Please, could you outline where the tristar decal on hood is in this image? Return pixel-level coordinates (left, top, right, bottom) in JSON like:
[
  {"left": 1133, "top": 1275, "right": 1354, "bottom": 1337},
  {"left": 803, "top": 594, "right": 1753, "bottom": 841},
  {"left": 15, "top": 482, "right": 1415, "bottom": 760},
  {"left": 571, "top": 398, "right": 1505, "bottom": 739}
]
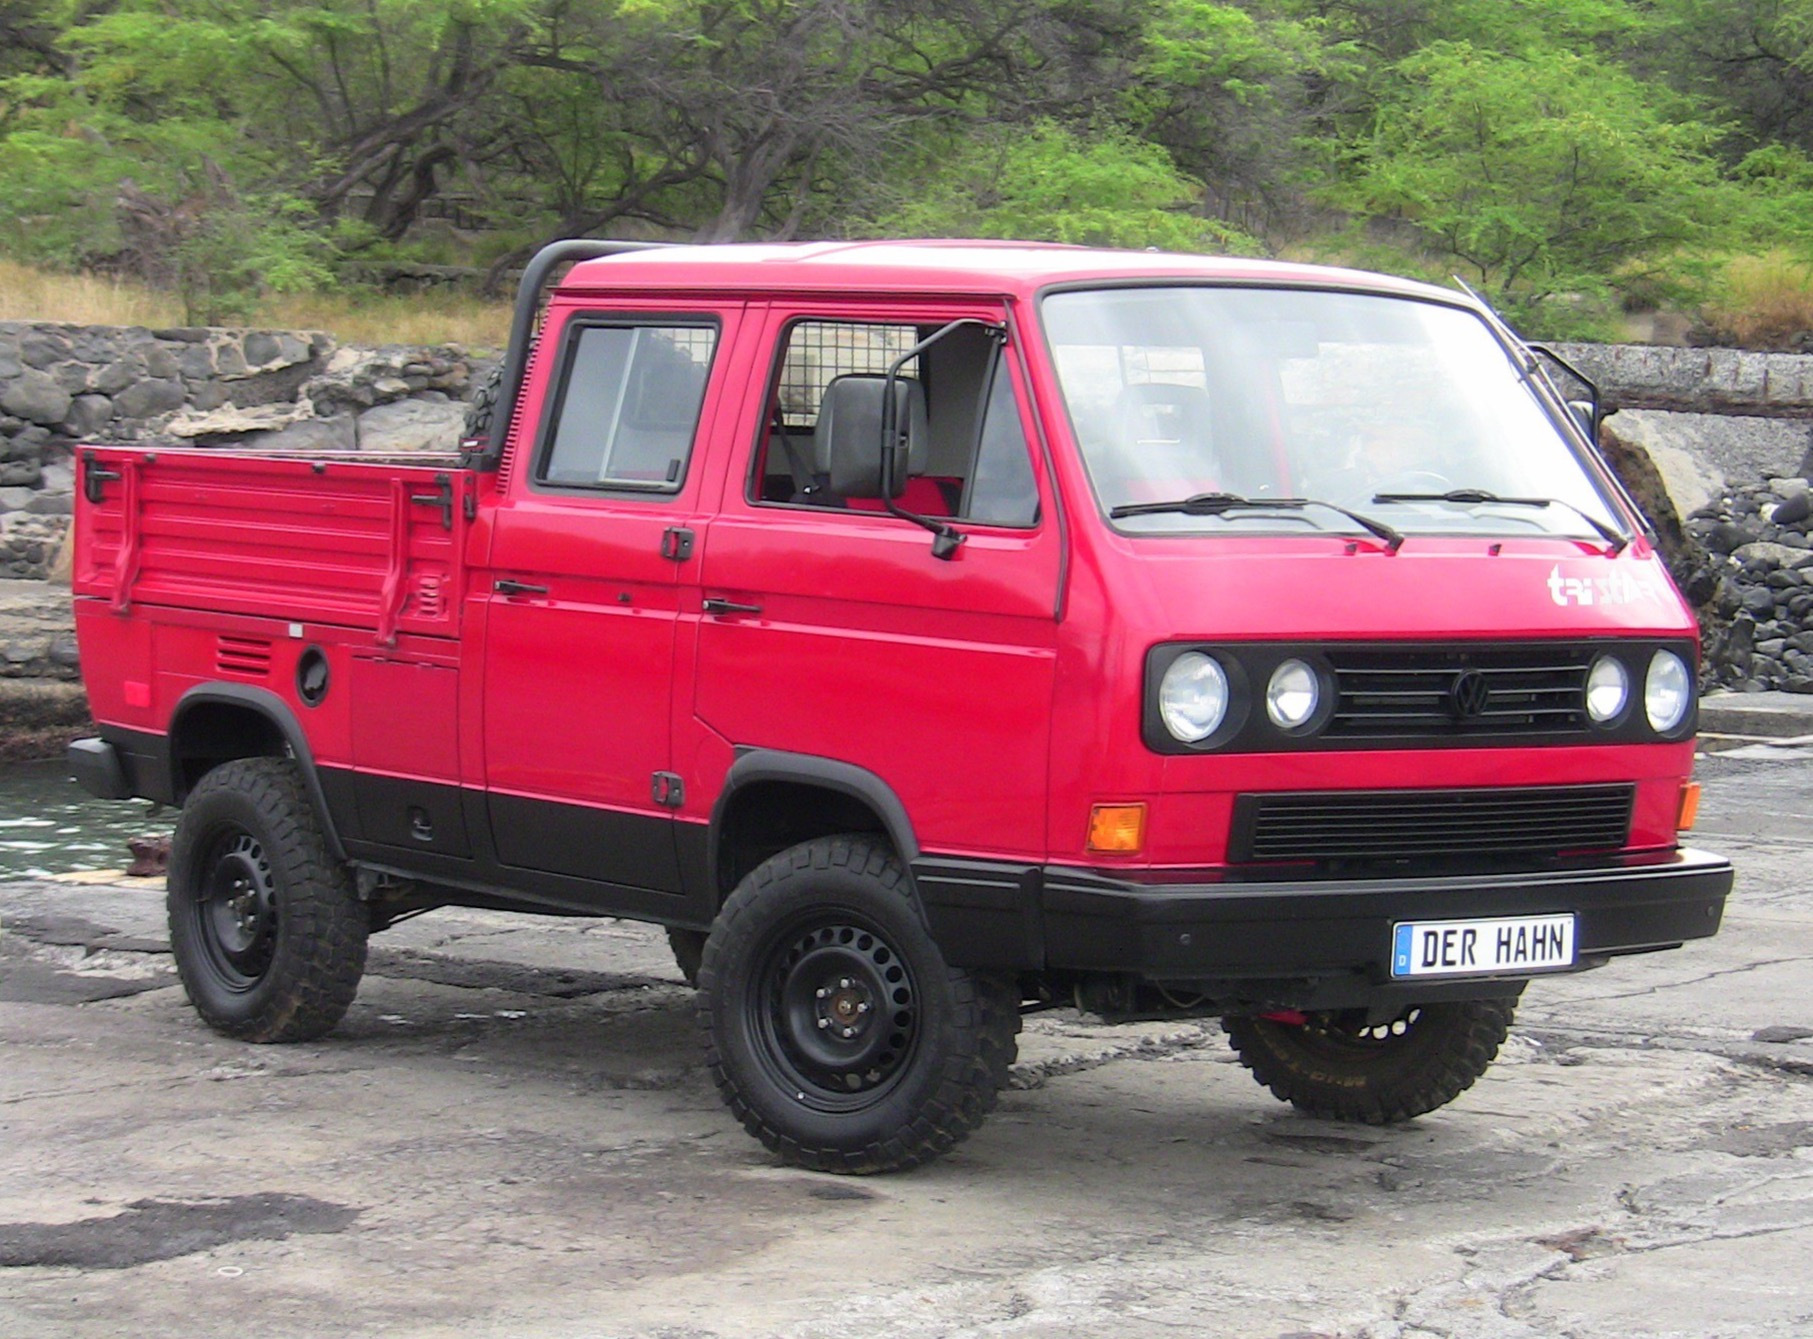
[{"left": 1547, "top": 564, "right": 1671, "bottom": 608}]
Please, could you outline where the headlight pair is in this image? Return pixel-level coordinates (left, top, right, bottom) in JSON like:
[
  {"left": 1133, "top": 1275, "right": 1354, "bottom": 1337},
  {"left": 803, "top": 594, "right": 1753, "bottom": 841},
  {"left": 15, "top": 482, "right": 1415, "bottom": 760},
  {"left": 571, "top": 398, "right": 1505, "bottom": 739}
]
[
  {"left": 1147, "top": 641, "right": 1697, "bottom": 752},
  {"left": 1583, "top": 649, "right": 1690, "bottom": 733},
  {"left": 1159, "top": 652, "right": 1324, "bottom": 743}
]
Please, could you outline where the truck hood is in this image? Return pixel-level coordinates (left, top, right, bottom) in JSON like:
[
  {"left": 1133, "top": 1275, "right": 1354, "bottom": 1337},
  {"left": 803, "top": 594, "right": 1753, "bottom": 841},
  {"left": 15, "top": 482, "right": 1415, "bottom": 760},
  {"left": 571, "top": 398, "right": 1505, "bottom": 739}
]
[{"left": 1112, "top": 535, "right": 1697, "bottom": 642}]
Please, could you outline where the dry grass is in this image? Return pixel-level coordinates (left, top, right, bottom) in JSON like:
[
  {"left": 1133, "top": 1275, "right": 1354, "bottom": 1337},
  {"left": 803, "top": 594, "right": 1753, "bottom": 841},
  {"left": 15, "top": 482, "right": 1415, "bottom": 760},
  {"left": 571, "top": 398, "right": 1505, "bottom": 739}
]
[
  {"left": 1701, "top": 251, "right": 1813, "bottom": 349},
  {"left": 0, "top": 259, "right": 185, "bottom": 327},
  {"left": 0, "top": 259, "right": 509, "bottom": 350},
  {"left": 262, "top": 290, "right": 509, "bottom": 350}
]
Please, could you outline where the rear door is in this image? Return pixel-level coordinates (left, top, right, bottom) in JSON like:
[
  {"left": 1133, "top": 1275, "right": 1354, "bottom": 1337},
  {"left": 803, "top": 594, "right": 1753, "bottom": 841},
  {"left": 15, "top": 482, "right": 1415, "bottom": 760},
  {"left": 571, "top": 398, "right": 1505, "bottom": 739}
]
[
  {"left": 481, "top": 301, "right": 744, "bottom": 893},
  {"left": 691, "top": 301, "right": 1061, "bottom": 861}
]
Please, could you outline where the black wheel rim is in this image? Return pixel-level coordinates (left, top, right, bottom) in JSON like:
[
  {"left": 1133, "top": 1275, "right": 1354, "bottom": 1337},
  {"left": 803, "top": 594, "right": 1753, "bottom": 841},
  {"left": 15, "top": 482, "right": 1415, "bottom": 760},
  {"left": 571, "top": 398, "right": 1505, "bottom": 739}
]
[
  {"left": 751, "top": 916, "right": 919, "bottom": 1113},
  {"left": 191, "top": 827, "right": 279, "bottom": 991}
]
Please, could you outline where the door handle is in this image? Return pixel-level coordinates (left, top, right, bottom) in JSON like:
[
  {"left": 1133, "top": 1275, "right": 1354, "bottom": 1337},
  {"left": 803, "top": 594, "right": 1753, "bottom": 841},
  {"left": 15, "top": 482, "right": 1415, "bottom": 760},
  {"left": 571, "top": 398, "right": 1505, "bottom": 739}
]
[
  {"left": 702, "top": 598, "right": 762, "bottom": 617},
  {"left": 495, "top": 579, "right": 549, "bottom": 597}
]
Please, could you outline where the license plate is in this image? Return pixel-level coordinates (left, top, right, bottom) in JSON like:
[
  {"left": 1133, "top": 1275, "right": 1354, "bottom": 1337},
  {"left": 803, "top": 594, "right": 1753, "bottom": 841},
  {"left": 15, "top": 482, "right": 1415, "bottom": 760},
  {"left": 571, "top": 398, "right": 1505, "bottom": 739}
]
[{"left": 1391, "top": 914, "right": 1576, "bottom": 978}]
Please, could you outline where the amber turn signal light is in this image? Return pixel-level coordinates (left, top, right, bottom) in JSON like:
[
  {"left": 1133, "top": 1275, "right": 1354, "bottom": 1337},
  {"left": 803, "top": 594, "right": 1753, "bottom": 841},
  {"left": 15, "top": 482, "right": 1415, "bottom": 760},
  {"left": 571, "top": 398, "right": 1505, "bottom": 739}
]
[
  {"left": 1677, "top": 781, "right": 1701, "bottom": 832},
  {"left": 1087, "top": 803, "right": 1147, "bottom": 854}
]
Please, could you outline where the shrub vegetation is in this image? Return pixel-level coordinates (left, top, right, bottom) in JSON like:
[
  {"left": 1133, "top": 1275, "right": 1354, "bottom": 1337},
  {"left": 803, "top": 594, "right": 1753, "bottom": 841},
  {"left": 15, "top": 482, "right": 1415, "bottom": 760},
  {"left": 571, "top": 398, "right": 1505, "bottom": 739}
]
[{"left": 3, "top": 0, "right": 1813, "bottom": 342}]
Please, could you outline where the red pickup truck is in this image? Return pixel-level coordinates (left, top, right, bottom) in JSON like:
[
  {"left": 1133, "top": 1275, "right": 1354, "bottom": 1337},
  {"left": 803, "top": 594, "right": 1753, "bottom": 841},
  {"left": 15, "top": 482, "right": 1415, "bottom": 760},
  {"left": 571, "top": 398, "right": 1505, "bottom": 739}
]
[{"left": 68, "top": 240, "right": 1732, "bottom": 1173}]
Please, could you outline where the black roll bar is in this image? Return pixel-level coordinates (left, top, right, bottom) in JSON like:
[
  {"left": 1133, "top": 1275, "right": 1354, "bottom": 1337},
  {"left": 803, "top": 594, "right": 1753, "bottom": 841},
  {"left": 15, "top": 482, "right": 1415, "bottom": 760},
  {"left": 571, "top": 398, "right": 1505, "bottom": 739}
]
[{"left": 467, "top": 239, "right": 673, "bottom": 472}]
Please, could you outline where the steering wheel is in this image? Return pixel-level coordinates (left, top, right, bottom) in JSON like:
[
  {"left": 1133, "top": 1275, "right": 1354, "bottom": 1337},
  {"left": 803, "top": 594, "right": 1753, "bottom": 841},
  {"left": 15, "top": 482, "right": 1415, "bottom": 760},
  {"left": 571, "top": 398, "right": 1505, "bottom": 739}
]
[{"left": 1372, "top": 470, "right": 1453, "bottom": 496}]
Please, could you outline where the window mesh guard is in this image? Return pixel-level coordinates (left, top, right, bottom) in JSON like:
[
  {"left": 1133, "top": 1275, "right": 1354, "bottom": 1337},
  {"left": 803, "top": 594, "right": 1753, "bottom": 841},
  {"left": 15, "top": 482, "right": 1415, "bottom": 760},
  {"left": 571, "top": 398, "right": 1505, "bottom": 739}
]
[{"left": 777, "top": 323, "right": 919, "bottom": 426}]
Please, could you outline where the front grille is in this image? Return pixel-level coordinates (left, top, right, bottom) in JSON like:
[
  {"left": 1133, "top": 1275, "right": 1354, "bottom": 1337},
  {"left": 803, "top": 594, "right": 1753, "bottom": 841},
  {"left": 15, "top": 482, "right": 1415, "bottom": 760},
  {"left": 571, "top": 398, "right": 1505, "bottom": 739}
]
[
  {"left": 1326, "top": 645, "right": 1589, "bottom": 739},
  {"left": 1230, "top": 784, "right": 1635, "bottom": 864}
]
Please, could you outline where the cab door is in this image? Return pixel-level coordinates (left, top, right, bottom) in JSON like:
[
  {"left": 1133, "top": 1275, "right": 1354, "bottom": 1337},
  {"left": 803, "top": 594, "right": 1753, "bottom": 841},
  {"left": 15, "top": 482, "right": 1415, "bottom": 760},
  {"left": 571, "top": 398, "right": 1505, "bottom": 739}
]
[
  {"left": 691, "top": 301, "right": 1061, "bottom": 860},
  {"left": 481, "top": 303, "right": 743, "bottom": 895}
]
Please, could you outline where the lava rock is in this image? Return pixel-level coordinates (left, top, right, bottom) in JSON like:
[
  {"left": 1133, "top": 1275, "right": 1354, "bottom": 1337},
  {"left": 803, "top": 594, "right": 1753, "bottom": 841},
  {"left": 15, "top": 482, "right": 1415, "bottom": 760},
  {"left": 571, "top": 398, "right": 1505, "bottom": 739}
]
[
  {"left": 0, "top": 369, "right": 72, "bottom": 427},
  {"left": 1705, "top": 522, "right": 1759, "bottom": 552},
  {"left": 112, "top": 378, "right": 186, "bottom": 419},
  {"left": 1774, "top": 492, "right": 1813, "bottom": 526},
  {"left": 1742, "top": 585, "right": 1779, "bottom": 615}
]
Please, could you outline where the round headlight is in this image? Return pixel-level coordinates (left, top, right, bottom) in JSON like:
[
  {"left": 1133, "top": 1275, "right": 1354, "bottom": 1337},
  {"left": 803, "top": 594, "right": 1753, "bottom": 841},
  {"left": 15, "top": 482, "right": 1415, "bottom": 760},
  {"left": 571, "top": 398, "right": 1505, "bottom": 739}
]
[
  {"left": 1645, "top": 650, "right": 1691, "bottom": 734},
  {"left": 1159, "top": 652, "right": 1230, "bottom": 743},
  {"left": 1585, "top": 655, "right": 1630, "bottom": 724},
  {"left": 1266, "top": 659, "right": 1320, "bottom": 730}
]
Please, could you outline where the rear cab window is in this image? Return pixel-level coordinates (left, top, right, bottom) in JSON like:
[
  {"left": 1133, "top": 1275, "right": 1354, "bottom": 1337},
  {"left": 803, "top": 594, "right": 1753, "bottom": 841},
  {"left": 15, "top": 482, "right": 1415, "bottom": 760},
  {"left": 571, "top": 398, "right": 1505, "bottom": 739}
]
[{"left": 537, "top": 320, "right": 719, "bottom": 495}]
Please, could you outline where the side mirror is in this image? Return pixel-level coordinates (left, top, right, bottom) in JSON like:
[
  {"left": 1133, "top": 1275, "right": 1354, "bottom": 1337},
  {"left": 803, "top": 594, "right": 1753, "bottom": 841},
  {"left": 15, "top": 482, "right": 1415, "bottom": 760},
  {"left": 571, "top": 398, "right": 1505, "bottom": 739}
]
[
  {"left": 818, "top": 375, "right": 927, "bottom": 499},
  {"left": 1567, "top": 399, "right": 1599, "bottom": 440}
]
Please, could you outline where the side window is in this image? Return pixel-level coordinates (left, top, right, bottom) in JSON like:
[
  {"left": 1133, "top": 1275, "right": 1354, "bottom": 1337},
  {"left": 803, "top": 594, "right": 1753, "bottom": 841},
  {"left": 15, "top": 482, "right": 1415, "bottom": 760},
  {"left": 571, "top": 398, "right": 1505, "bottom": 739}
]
[
  {"left": 750, "top": 318, "right": 1038, "bottom": 526},
  {"left": 965, "top": 354, "right": 1040, "bottom": 528},
  {"left": 540, "top": 323, "right": 717, "bottom": 492}
]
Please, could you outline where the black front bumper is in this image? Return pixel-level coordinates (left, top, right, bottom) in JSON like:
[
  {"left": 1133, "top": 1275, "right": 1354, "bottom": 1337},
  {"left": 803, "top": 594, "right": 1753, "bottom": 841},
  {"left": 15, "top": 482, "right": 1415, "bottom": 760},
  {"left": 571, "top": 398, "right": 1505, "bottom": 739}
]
[{"left": 915, "top": 848, "right": 1732, "bottom": 1005}]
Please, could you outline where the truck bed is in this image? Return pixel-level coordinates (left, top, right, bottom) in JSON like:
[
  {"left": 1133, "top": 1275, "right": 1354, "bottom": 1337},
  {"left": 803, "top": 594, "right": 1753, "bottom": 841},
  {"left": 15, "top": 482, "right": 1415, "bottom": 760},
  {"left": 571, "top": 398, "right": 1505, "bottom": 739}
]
[{"left": 73, "top": 446, "right": 473, "bottom": 643}]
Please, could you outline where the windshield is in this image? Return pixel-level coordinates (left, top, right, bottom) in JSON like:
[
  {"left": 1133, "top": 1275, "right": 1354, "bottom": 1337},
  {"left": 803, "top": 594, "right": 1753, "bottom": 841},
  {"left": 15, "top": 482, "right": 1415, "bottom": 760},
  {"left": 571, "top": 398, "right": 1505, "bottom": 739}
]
[{"left": 1040, "top": 286, "right": 1622, "bottom": 540}]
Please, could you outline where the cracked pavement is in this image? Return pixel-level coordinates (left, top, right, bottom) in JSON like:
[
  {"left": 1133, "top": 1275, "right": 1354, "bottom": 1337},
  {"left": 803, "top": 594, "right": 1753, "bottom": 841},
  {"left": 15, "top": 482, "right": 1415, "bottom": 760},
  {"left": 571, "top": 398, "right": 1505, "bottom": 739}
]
[{"left": 1, "top": 752, "right": 1811, "bottom": 1337}]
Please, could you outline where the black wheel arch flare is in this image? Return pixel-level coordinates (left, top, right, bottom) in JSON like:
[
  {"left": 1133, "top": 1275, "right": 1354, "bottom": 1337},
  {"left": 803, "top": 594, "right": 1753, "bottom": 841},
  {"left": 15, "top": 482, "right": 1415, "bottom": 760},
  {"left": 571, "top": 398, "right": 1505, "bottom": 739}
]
[
  {"left": 709, "top": 749, "right": 921, "bottom": 907},
  {"left": 167, "top": 683, "right": 349, "bottom": 864}
]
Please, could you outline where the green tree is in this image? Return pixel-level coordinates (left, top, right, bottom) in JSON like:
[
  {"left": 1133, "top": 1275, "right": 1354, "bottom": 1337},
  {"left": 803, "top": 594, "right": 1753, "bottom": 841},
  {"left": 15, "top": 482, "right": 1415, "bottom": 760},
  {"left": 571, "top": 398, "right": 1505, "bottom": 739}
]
[
  {"left": 1128, "top": 0, "right": 1329, "bottom": 238},
  {"left": 1333, "top": 41, "right": 1730, "bottom": 330},
  {"left": 1643, "top": 0, "right": 1813, "bottom": 156},
  {"left": 863, "top": 120, "right": 1256, "bottom": 252}
]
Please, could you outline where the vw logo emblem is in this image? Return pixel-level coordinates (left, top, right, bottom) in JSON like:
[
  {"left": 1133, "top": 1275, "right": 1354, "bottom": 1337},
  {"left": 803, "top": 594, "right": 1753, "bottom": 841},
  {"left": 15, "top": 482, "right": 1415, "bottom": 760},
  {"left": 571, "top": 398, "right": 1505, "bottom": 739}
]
[{"left": 1449, "top": 669, "right": 1490, "bottom": 718}]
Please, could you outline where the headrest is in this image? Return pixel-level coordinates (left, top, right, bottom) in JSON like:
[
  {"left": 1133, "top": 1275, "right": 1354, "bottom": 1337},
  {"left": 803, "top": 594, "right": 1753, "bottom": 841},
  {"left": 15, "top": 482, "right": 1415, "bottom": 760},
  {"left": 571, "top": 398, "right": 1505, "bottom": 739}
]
[{"left": 814, "top": 375, "right": 929, "bottom": 476}]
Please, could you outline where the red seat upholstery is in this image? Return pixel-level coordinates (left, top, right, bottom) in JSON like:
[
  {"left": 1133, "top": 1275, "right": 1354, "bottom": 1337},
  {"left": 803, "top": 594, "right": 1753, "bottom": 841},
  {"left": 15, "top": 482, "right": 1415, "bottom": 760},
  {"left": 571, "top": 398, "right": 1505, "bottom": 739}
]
[{"left": 847, "top": 477, "right": 958, "bottom": 516}]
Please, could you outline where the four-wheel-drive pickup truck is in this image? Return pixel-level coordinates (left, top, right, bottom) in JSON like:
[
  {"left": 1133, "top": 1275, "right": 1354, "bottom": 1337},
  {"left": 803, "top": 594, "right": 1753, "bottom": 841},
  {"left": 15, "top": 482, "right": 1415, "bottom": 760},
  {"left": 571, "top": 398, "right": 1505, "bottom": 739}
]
[{"left": 67, "top": 239, "right": 1733, "bottom": 1172}]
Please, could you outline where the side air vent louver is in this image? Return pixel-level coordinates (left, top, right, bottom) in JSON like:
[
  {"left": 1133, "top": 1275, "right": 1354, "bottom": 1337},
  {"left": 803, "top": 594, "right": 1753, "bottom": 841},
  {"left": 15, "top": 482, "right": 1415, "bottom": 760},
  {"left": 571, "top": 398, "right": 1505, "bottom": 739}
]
[
  {"left": 216, "top": 636, "right": 273, "bottom": 677},
  {"left": 495, "top": 330, "right": 541, "bottom": 480}
]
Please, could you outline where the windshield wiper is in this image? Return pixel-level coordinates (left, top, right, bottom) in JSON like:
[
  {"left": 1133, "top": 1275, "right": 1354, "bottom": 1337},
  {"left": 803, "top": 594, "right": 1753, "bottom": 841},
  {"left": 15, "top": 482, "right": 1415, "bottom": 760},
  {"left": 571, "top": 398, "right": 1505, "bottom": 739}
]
[
  {"left": 1372, "top": 488, "right": 1629, "bottom": 553},
  {"left": 1110, "top": 492, "right": 1404, "bottom": 551}
]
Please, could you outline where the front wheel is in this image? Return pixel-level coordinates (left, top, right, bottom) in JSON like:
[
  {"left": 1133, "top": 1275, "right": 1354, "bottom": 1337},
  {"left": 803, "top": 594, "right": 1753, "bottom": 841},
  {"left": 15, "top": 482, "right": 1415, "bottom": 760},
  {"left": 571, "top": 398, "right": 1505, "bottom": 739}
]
[
  {"left": 167, "top": 757, "right": 367, "bottom": 1042},
  {"left": 1223, "top": 998, "right": 1515, "bottom": 1124},
  {"left": 698, "top": 835, "right": 1018, "bottom": 1173}
]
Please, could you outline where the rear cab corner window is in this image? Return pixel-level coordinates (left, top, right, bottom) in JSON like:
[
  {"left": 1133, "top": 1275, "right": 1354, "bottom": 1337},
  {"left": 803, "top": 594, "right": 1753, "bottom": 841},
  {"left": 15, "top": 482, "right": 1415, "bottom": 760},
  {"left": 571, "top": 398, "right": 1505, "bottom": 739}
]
[
  {"left": 748, "top": 316, "right": 1041, "bottom": 529},
  {"left": 536, "top": 318, "right": 719, "bottom": 495}
]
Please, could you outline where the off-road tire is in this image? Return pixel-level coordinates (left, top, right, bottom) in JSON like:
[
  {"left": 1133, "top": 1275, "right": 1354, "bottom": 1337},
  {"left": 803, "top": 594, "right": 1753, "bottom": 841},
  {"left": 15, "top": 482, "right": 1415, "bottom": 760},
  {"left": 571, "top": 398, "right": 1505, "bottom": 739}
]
[
  {"left": 1223, "top": 998, "right": 1516, "bottom": 1124},
  {"left": 464, "top": 361, "right": 504, "bottom": 441},
  {"left": 698, "top": 834, "right": 1019, "bottom": 1174},
  {"left": 667, "top": 927, "right": 705, "bottom": 988},
  {"left": 167, "top": 757, "right": 367, "bottom": 1043}
]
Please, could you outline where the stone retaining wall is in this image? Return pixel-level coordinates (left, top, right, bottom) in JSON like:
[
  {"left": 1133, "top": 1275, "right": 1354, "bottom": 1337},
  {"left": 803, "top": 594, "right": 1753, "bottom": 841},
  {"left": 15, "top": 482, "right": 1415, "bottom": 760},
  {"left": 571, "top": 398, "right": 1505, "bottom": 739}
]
[
  {"left": 1, "top": 325, "right": 1809, "bottom": 698},
  {"left": 0, "top": 320, "right": 488, "bottom": 580},
  {"left": 1555, "top": 342, "right": 1813, "bottom": 520}
]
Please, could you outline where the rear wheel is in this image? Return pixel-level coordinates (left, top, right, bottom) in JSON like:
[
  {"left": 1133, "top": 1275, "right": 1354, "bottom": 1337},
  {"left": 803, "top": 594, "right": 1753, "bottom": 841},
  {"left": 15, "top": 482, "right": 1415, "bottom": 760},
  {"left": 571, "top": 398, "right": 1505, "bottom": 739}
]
[
  {"left": 1223, "top": 998, "right": 1515, "bottom": 1124},
  {"left": 698, "top": 835, "right": 1018, "bottom": 1173},
  {"left": 167, "top": 758, "right": 367, "bottom": 1042}
]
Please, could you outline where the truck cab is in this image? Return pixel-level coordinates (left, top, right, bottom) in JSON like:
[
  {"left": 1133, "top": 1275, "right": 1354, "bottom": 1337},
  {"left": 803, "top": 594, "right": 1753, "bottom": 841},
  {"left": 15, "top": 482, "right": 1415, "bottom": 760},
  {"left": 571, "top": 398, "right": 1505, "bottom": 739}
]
[{"left": 69, "top": 240, "right": 1732, "bottom": 1173}]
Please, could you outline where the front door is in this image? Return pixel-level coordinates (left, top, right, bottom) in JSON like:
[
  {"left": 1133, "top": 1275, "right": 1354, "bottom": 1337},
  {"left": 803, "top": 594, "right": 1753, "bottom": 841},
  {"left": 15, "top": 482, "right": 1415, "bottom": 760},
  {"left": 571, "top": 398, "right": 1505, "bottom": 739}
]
[
  {"left": 692, "top": 302, "right": 1061, "bottom": 861},
  {"left": 481, "top": 303, "right": 744, "bottom": 896}
]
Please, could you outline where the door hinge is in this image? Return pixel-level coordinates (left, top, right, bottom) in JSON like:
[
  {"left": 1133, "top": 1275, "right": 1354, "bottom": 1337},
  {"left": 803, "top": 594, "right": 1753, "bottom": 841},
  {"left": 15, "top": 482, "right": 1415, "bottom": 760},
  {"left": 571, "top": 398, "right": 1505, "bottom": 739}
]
[
  {"left": 661, "top": 526, "right": 695, "bottom": 561},
  {"left": 652, "top": 771, "right": 685, "bottom": 808}
]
